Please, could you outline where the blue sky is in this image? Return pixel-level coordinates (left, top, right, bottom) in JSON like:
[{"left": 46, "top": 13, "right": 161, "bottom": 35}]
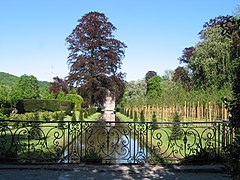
[{"left": 0, "top": 0, "right": 238, "bottom": 82}]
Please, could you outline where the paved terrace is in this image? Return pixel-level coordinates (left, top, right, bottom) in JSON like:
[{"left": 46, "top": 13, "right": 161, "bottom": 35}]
[{"left": 0, "top": 163, "right": 231, "bottom": 180}]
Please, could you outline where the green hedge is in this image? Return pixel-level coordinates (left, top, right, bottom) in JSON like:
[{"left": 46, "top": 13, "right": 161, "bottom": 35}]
[
  {"left": 0, "top": 108, "right": 14, "bottom": 117},
  {"left": 16, "top": 99, "right": 74, "bottom": 114}
]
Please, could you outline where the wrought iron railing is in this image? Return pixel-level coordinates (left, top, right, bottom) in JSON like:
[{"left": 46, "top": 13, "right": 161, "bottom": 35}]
[{"left": 0, "top": 120, "right": 233, "bottom": 164}]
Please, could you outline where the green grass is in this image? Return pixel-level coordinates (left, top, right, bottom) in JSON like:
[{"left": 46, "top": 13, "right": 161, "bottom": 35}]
[
  {"left": 116, "top": 112, "right": 223, "bottom": 160},
  {"left": 0, "top": 112, "right": 102, "bottom": 162},
  {"left": 64, "top": 111, "right": 101, "bottom": 121}
]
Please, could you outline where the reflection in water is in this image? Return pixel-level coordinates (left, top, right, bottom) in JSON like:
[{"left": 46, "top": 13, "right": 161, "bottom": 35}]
[{"left": 63, "top": 121, "right": 147, "bottom": 163}]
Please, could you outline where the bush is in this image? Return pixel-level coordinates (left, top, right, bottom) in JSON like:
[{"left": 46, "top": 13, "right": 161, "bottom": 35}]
[
  {"left": 52, "top": 112, "right": 59, "bottom": 120},
  {"left": 134, "top": 111, "right": 138, "bottom": 122},
  {"left": 79, "top": 109, "right": 84, "bottom": 121},
  {"left": 41, "top": 111, "right": 51, "bottom": 122},
  {"left": 170, "top": 112, "right": 183, "bottom": 140},
  {"left": 58, "top": 111, "right": 65, "bottom": 120},
  {"left": 71, "top": 110, "right": 76, "bottom": 121},
  {"left": 140, "top": 110, "right": 145, "bottom": 122},
  {"left": 0, "top": 112, "right": 7, "bottom": 120},
  {"left": 84, "top": 109, "right": 88, "bottom": 119},
  {"left": 16, "top": 99, "right": 74, "bottom": 115},
  {"left": 130, "top": 109, "right": 133, "bottom": 119},
  {"left": 152, "top": 112, "right": 158, "bottom": 129},
  {"left": 82, "top": 150, "right": 103, "bottom": 163},
  {"left": 0, "top": 108, "right": 14, "bottom": 117}
]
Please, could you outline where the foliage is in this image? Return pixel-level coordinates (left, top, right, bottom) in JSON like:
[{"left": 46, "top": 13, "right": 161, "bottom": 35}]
[
  {"left": 140, "top": 110, "right": 145, "bottom": 122},
  {"left": 13, "top": 75, "right": 40, "bottom": 100},
  {"left": 41, "top": 111, "right": 51, "bottom": 122},
  {"left": 84, "top": 109, "right": 88, "bottom": 118},
  {"left": 162, "top": 69, "right": 173, "bottom": 81},
  {"left": 172, "top": 66, "right": 191, "bottom": 90},
  {"left": 121, "top": 80, "right": 147, "bottom": 106},
  {"left": 82, "top": 150, "right": 103, "bottom": 163},
  {"left": 146, "top": 75, "right": 162, "bottom": 100},
  {"left": 222, "top": 15, "right": 240, "bottom": 179},
  {"left": 65, "top": 93, "right": 84, "bottom": 110},
  {"left": 0, "top": 112, "right": 7, "bottom": 120},
  {"left": 16, "top": 99, "right": 73, "bottom": 115},
  {"left": 170, "top": 112, "right": 183, "bottom": 140},
  {"left": 71, "top": 110, "right": 76, "bottom": 121},
  {"left": 49, "top": 76, "right": 68, "bottom": 98},
  {"left": 178, "top": 47, "right": 195, "bottom": 64},
  {"left": 0, "top": 72, "right": 19, "bottom": 87},
  {"left": 79, "top": 109, "right": 84, "bottom": 121},
  {"left": 66, "top": 11, "right": 127, "bottom": 106},
  {"left": 152, "top": 112, "right": 158, "bottom": 129},
  {"left": 133, "top": 111, "right": 138, "bottom": 122},
  {"left": 0, "top": 85, "right": 11, "bottom": 105},
  {"left": 145, "top": 71, "right": 157, "bottom": 81},
  {"left": 129, "top": 109, "right": 133, "bottom": 119},
  {"left": 39, "top": 85, "right": 55, "bottom": 100}
]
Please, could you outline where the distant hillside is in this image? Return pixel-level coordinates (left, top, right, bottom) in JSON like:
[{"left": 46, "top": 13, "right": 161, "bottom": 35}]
[{"left": 0, "top": 72, "right": 50, "bottom": 88}]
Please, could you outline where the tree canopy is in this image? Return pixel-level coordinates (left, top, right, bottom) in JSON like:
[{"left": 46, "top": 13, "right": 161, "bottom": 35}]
[
  {"left": 66, "top": 11, "right": 127, "bottom": 106},
  {"left": 14, "top": 75, "right": 40, "bottom": 100}
]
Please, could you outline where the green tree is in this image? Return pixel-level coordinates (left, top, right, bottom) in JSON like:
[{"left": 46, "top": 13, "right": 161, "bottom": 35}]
[
  {"left": 79, "top": 109, "right": 84, "bottom": 121},
  {"left": 140, "top": 110, "right": 145, "bottom": 122},
  {"left": 14, "top": 75, "right": 40, "bottom": 100},
  {"left": 179, "top": 22, "right": 233, "bottom": 95},
  {"left": 122, "top": 80, "right": 147, "bottom": 106},
  {"left": 39, "top": 85, "right": 55, "bottom": 99},
  {"left": 65, "top": 93, "right": 84, "bottom": 110},
  {"left": 146, "top": 76, "right": 162, "bottom": 100},
  {"left": 0, "top": 85, "right": 11, "bottom": 105},
  {"left": 133, "top": 111, "right": 138, "bottom": 122},
  {"left": 152, "top": 112, "right": 158, "bottom": 129},
  {"left": 71, "top": 110, "right": 76, "bottom": 121},
  {"left": 57, "top": 90, "right": 66, "bottom": 100},
  {"left": 170, "top": 112, "right": 183, "bottom": 140}
]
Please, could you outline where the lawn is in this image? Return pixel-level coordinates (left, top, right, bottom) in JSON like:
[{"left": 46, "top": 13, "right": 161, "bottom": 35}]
[
  {"left": 116, "top": 112, "right": 223, "bottom": 161},
  {"left": 0, "top": 112, "right": 102, "bottom": 163}
]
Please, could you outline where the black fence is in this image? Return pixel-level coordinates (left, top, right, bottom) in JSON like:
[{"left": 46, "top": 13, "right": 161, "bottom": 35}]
[{"left": 0, "top": 120, "right": 233, "bottom": 164}]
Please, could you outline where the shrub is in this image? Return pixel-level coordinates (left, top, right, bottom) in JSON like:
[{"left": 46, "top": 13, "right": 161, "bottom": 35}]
[
  {"left": 16, "top": 99, "right": 74, "bottom": 115},
  {"left": 58, "top": 111, "right": 65, "bottom": 120},
  {"left": 152, "top": 112, "right": 158, "bottom": 129},
  {"left": 52, "top": 112, "right": 59, "bottom": 120},
  {"left": 170, "top": 112, "right": 183, "bottom": 140},
  {"left": 41, "top": 111, "right": 51, "bottom": 122},
  {"left": 71, "top": 110, "right": 76, "bottom": 121},
  {"left": 79, "top": 109, "right": 84, "bottom": 121},
  {"left": 0, "top": 112, "right": 7, "bottom": 120},
  {"left": 0, "top": 108, "right": 14, "bottom": 117},
  {"left": 84, "top": 109, "right": 88, "bottom": 119},
  {"left": 134, "top": 111, "right": 138, "bottom": 122},
  {"left": 140, "top": 110, "right": 145, "bottom": 122},
  {"left": 58, "top": 111, "right": 65, "bottom": 129},
  {"left": 130, "top": 109, "right": 133, "bottom": 119},
  {"left": 82, "top": 150, "right": 103, "bottom": 163}
]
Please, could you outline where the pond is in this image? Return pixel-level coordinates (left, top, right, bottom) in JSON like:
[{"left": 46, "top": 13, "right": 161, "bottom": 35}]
[{"left": 62, "top": 119, "right": 148, "bottom": 164}]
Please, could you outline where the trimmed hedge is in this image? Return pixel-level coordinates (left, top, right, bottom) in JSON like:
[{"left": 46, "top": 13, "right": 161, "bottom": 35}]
[
  {"left": 0, "top": 108, "right": 14, "bottom": 117},
  {"left": 16, "top": 99, "right": 74, "bottom": 114}
]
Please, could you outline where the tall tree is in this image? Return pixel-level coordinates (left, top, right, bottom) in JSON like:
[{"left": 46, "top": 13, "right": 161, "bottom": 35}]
[
  {"left": 179, "top": 17, "right": 233, "bottom": 92},
  {"left": 49, "top": 76, "right": 68, "bottom": 98},
  {"left": 66, "top": 11, "right": 127, "bottom": 106},
  {"left": 145, "top": 71, "right": 157, "bottom": 81},
  {"left": 146, "top": 76, "right": 162, "bottom": 100},
  {"left": 172, "top": 66, "right": 191, "bottom": 90},
  {"left": 122, "top": 80, "right": 147, "bottom": 106},
  {"left": 14, "top": 75, "right": 40, "bottom": 100}
]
